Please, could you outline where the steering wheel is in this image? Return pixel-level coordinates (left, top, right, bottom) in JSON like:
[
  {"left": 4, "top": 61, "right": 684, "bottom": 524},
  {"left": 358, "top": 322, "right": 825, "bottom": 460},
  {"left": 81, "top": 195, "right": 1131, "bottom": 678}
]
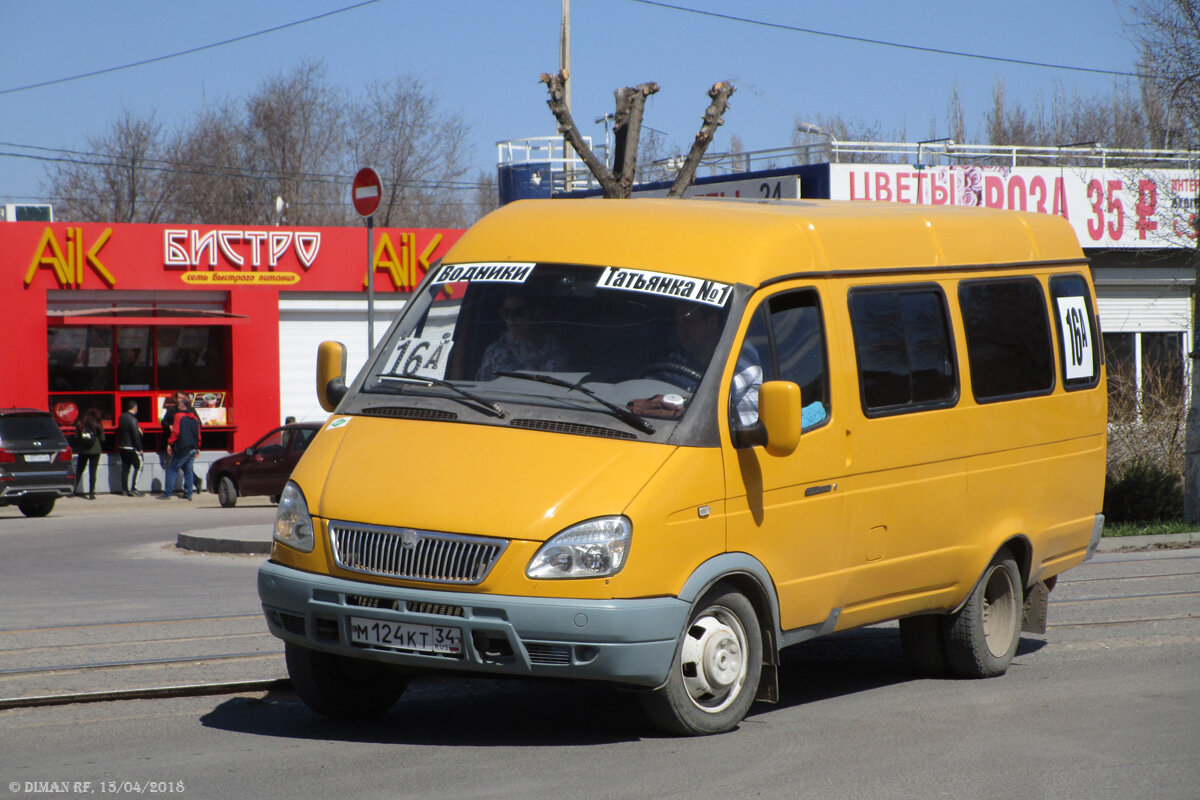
[{"left": 640, "top": 361, "right": 703, "bottom": 386}]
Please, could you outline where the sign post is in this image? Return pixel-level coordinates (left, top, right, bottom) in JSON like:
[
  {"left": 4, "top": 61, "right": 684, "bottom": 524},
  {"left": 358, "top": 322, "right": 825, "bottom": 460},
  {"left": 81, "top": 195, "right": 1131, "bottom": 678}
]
[{"left": 352, "top": 167, "right": 383, "bottom": 351}]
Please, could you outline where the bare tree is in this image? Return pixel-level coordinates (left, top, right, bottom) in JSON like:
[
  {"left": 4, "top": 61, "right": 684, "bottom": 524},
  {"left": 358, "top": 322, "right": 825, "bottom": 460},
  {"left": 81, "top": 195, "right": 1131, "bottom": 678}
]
[
  {"left": 242, "top": 61, "right": 346, "bottom": 226},
  {"left": 946, "top": 84, "right": 967, "bottom": 145},
  {"left": 541, "top": 71, "right": 734, "bottom": 198},
  {"left": 44, "top": 61, "right": 487, "bottom": 227},
  {"left": 167, "top": 101, "right": 260, "bottom": 224},
  {"left": 46, "top": 109, "right": 173, "bottom": 222},
  {"left": 346, "top": 74, "right": 475, "bottom": 228},
  {"left": 1130, "top": 0, "right": 1200, "bottom": 521},
  {"left": 1131, "top": 0, "right": 1200, "bottom": 149}
]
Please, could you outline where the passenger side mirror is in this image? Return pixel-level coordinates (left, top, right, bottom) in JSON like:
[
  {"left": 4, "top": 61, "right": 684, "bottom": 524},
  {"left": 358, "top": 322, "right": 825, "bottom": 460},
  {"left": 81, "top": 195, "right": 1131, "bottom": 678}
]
[
  {"left": 733, "top": 381, "right": 803, "bottom": 456},
  {"left": 317, "top": 340, "right": 349, "bottom": 412}
]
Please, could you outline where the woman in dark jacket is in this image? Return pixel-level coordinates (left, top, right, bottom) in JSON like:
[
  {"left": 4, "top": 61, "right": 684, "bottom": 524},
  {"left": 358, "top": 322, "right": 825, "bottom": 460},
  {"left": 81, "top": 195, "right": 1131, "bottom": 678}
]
[{"left": 73, "top": 407, "right": 105, "bottom": 499}]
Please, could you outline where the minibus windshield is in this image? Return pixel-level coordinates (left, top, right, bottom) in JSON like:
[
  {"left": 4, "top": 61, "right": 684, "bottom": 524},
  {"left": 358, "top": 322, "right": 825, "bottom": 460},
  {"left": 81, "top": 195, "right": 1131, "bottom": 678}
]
[{"left": 363, "top": 262, "right": 734, "bottom": 424}]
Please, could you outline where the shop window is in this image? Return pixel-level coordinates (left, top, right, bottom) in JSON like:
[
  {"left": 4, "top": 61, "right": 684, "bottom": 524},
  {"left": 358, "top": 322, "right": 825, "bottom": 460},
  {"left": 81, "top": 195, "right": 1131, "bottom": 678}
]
[
  {"left": 156, "top": 327, "right": 229, "bottom": 390},
  {"left": 48, "top": 324, "right": 232, "bottom": 444},
  {"left": 1104, "top": 332, "right": 1136, "bottom": 420},
  {"left": 1143, "top": 332, "right": 1184, "bottom": 406},
  {"left": 117, "top": 327, "right": 154, "bottom": 389},
  {"left": 48, "top": 327, "right": 114, "bottom": 392},
  {"left": 1103, "top": 331, "right": 1186, "bottom": 422}
]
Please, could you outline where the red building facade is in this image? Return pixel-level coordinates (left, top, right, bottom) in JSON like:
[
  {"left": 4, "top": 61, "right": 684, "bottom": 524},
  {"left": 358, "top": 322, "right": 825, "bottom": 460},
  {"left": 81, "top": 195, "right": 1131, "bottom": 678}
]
[{"left": 3, "top": 221, "right": 463, "bottom": 452}]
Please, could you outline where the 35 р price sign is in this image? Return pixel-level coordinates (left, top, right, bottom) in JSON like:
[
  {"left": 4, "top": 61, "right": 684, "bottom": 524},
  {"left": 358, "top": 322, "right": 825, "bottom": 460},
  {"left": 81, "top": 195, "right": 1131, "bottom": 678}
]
[{"left": 352, "top": 167, "right": 382, "bottom": 218}]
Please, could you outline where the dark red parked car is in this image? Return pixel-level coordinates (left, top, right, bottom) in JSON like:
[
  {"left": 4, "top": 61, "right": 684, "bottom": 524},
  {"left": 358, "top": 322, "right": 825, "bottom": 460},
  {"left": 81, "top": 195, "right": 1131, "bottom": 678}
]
[{"left": 206, "top": 422, "right": 320, "bottom": 507}]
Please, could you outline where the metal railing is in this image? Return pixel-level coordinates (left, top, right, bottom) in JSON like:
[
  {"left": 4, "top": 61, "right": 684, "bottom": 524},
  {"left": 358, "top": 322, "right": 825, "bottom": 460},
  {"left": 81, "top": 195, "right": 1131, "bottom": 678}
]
[{"left": 497, "top": 137, "right": 1199, "bottom": 195}]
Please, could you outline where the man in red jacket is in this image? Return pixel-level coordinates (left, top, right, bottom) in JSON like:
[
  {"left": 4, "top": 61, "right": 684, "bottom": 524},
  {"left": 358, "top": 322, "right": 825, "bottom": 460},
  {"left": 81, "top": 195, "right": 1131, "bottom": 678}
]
[{"left": 158, "top": 391, "right": 202, "bottom": 501}]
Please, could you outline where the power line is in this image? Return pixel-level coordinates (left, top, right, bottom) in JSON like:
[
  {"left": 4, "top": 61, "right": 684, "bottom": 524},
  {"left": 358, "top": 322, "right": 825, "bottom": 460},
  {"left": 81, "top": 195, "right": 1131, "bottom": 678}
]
[
  {"left": 0, "top": 144, "right": 488, "bottom": 193},
  {"left": 0, "top": 0, "right": 386, "bottom": 97},
  {"left": 626, "top": 0, "right": 1143, "bottom": 79}
]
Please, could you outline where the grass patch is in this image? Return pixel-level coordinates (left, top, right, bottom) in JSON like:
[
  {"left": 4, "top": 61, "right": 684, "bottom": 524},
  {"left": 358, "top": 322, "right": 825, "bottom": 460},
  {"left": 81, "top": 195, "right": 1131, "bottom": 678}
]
[{"left": 1103, "top": 519, "right": 1195, "bottom": 538}]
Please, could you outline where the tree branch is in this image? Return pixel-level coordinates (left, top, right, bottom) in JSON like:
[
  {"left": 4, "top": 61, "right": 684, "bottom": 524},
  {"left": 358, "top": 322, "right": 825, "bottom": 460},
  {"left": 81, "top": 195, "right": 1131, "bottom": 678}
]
[
  {"left": 612, "top": 82, "right": 659, "bottom": 196},
  {"left": 540, "top": 71, "right": 618, "bottom": 197},
  {"left": 667, "top": 82, "right": 736, "bottom": 198}
]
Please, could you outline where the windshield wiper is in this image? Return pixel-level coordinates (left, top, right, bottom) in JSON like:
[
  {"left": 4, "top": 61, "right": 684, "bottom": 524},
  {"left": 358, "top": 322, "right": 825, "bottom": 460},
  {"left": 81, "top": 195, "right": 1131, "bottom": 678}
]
[
  {"left": 376, "top": 374, "right": 507, "bottom": 418},
  {"left": 494, "top": 371, "right": 655, "bottom": 434}
]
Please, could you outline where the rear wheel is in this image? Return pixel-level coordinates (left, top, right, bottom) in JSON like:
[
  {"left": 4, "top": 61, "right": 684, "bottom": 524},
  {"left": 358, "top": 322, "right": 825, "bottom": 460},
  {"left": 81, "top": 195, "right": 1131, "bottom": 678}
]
[
  {"left": 640, "top": 587, "right": 762, "bottom": 736},
  {"left": 217, "top": 476, "right": 238, "bottom": 508},
  {"left": 18, "top": 499, "right": 55, "bottom": 517},
  {"left": 944, "top": 549, "right": 1023, "bottom": 678},
  {"left": 285, "top": 643, "right": 407, "bottom": 719}
]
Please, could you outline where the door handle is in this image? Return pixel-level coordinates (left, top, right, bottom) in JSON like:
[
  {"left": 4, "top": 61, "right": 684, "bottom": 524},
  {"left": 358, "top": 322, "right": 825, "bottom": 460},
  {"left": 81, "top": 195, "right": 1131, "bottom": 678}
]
[{"left": 804, "top": 483, "right": 837, "bottom": 497}]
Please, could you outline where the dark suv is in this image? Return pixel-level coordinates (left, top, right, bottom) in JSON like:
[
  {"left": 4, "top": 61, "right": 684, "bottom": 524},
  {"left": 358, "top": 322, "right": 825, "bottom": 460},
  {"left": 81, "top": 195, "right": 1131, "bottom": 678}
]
[{"left": 0, "top": 409, "right": 75, "bottom": 517}]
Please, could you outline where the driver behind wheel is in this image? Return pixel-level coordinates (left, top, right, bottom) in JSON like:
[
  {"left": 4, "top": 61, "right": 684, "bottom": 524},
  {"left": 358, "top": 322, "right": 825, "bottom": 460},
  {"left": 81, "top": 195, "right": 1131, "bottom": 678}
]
[{"left": 629, "top": 303, "right": 761, "bottom": 421}]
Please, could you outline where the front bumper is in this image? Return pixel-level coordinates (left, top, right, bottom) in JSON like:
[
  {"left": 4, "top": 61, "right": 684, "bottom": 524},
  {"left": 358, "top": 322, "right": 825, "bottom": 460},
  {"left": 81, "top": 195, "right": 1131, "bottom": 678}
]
[{"left": 258, "top": 561, "right": 688, "bottom": 687}]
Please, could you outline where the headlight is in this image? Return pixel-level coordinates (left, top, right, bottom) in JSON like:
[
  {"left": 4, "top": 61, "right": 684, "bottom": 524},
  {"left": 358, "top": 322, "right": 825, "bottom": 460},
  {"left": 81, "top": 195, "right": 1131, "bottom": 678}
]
[
  {"left": 526, "top": 516, "right": 631, "bottom": 579},
  {"left": 273, "top": 481, "right": 314, "bottom": 553}
]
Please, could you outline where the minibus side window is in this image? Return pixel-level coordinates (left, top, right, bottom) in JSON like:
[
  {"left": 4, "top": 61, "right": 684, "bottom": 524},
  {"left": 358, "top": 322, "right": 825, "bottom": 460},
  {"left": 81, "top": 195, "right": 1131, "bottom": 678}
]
[
  {"left": 958, "top": 277, "right": 1055, "bottom": 402},
  {"left": 847, "top": 285, "right": 957, "bottom": 416},
  {"left": 730, "top": 290, "right": 830, "bottom": 430},
  {"left": 1049, "top": 274, "right": 1102, "bottom": 390}
]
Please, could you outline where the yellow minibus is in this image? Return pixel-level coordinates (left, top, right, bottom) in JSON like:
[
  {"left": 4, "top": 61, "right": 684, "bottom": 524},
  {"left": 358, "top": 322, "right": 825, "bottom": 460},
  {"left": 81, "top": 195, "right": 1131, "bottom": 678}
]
[{"left": 258, "top": 198, "right": 1106, "bottom": 735}]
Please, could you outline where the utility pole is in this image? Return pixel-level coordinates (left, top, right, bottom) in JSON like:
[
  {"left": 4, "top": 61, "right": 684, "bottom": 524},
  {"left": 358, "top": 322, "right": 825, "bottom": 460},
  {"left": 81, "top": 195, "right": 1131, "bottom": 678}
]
[{"left": 560, "top": 0, "right": 574, "bottom": 187}]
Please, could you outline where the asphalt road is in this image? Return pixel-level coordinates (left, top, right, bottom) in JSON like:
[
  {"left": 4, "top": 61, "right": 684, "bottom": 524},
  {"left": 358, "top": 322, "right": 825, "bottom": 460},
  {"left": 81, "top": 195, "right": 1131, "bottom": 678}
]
[{"left": 0, "top": 499, "right": 1196, "bottom": 799}]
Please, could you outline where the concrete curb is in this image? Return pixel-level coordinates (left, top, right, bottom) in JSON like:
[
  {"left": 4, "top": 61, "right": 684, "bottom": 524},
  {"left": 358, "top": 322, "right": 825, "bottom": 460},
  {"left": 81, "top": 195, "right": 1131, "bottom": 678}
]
[
  {"left": 1095, "top": 531, "right": 1200, "bottom": 553},
  {"left": 176, "top": 525, "right": 273, "bottom": 555}
]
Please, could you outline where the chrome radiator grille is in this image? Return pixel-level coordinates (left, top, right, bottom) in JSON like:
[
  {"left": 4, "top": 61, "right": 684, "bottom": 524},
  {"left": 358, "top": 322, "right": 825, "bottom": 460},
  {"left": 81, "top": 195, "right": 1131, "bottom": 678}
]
[{"left": 330, "top": 521, "right": 507, "bottom": 585}]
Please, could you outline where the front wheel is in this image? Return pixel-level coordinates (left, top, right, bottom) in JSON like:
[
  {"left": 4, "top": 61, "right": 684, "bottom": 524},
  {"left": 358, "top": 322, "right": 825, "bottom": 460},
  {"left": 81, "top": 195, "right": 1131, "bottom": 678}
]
[
  {"left": 285, "top": 643, "right": 407, "bottom": 719},
  {"left": 944, "top": 549, "right": 1023, "bottom": 678},
  {"left": 216, "top": 476, "right": 238, "bottom": 508},
  {"left": 640, "top": 587, "right": 762, "bottom": 736}
]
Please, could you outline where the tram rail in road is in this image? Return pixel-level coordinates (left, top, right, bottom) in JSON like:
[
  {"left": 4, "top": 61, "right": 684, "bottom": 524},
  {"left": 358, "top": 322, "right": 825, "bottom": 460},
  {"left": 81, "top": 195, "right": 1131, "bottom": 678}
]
[{"left": 0, "top": 548, "right": 1195, "bottom": 713}]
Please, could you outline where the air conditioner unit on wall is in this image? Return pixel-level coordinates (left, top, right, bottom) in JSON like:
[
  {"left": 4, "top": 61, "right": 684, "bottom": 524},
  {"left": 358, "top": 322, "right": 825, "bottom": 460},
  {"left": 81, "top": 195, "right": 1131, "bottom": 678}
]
[{"left": 3, "top": 203, "right": 54, "bottom": 222}]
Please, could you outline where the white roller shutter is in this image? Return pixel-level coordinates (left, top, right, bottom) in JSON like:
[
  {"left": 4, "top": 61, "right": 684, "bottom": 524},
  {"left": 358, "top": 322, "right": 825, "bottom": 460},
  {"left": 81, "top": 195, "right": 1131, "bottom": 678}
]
[
  {"left": 1095, "top": 285, "right": 1190, "bottom": 334},
  {"left": 278, "top": 294, "right": 407, "bottom": 423}
]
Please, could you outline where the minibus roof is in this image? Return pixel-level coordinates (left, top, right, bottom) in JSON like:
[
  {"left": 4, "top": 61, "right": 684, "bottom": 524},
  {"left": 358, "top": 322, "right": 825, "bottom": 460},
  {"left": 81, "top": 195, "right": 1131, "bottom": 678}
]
[{"left": 444, "top": 198, "right": 1086, "bottom": 287}]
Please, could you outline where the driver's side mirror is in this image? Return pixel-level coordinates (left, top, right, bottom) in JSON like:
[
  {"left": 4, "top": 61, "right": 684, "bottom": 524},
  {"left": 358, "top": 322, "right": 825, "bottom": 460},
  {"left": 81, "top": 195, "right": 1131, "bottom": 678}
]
[
  {"left": 317, "top": 340, "right": 348, "bottom": 412},
  {"left": 732, "top": 380, "right": 803, "bottom": 456}
]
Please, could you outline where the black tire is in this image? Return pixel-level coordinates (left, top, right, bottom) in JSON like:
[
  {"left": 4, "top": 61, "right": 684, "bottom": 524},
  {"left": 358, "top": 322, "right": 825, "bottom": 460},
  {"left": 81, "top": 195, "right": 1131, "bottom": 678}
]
[
  {"left": 640, "top": 587, "right": 762, "bottom": 736},
  {"left": 217, "top": 476, "right": 238, "bottom": 508},
  {"left": 285, "top": 643, "right": 407, "bottom": 719},
  {"left": 18, "top": 499, "right": 55, "bottom": 517},
  {"left": 944, "top": 550, "right": 1023, "bottom": 678},
  {"left": 899, "top": 614, "right": 949, "bottom": 676}
]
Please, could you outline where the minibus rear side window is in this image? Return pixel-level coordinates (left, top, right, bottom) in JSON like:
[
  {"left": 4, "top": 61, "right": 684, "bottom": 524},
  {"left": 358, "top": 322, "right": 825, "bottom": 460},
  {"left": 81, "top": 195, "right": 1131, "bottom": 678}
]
[
  {"left": 848, "top": 285, "right": 957, "bottom": 416},
  {"left": 958, "top": 277, "right": 1054, "bottom": 402},
  {"left": 1049, "top": 274, "right": 1102, "bottom": 390}
]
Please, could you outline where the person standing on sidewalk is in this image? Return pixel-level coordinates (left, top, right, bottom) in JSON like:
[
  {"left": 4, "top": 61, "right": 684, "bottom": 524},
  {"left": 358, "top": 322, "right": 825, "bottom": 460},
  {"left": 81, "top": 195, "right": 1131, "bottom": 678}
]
[
  {"left": 117, "top": 400, "right": 144, "bottom": 496},
  {"left": 73, "top": 407, "right": 104, "bottom": 499},
  {"left": 159, "top": 392, "right": 201, "bottom": 501}
]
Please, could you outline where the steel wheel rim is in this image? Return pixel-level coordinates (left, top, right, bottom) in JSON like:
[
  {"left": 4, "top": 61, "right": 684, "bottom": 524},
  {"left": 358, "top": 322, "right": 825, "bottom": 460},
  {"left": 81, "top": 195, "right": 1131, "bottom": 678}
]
[
  {"left": 679, "top": 605, "right": 748, "bottom": 714},
  {"left": 982, "top": 565, "right": 1018, "bottom": 658}
]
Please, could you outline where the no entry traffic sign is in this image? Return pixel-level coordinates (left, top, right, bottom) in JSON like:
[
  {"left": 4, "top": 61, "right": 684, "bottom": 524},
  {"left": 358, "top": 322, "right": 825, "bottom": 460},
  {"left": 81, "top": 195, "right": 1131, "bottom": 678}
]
[{"left": 352, "top": 167, "right": 382, "bottom": 218}]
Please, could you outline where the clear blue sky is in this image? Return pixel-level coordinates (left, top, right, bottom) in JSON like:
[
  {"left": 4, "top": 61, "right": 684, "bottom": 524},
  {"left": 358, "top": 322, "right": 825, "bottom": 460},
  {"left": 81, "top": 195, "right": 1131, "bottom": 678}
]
[{"left": 0, "top": 0, "right": 1142, "bottom": 208}]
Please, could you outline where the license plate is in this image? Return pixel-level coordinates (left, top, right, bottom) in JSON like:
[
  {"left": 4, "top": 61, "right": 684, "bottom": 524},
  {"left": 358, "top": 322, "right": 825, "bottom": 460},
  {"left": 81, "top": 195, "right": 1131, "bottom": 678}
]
[
  {"left": 348, "top": 616, "right": 462, "bottom": 655},
  {"left": 23, "top": 454, "right": 52, "bottom": 463}
]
